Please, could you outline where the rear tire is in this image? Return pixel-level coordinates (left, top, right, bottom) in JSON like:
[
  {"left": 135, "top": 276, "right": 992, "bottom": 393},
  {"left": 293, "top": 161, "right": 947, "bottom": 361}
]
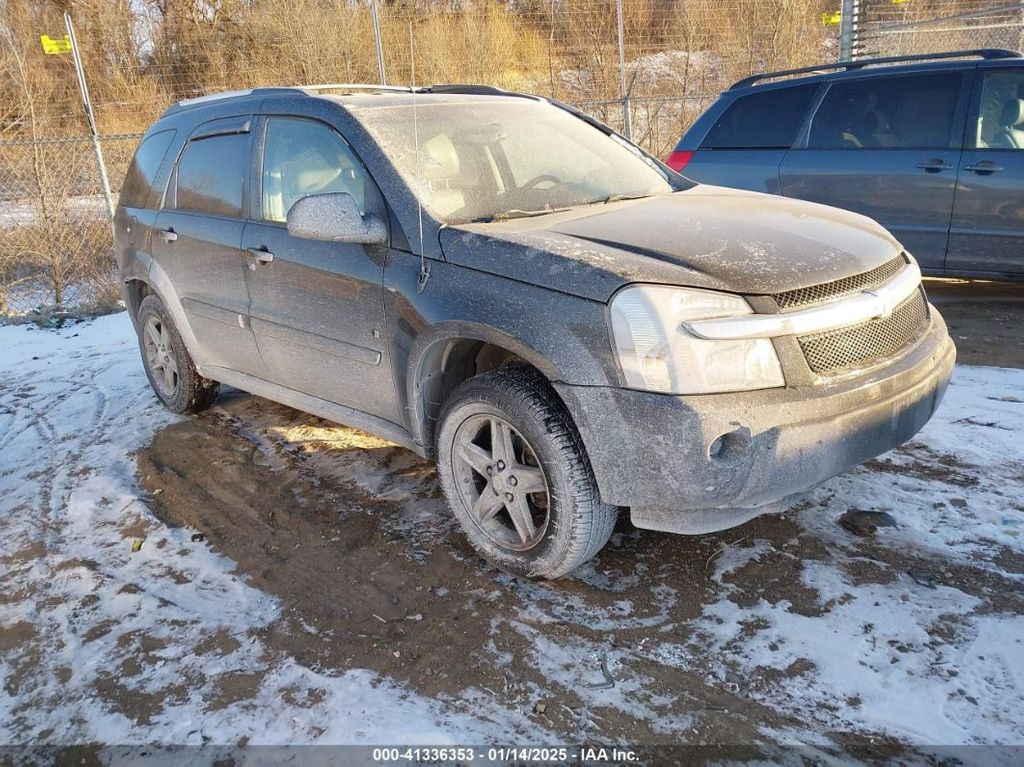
[
  {"left": 136, "top": 294, "right": 219, "bottom": 414},
  {"left": 436, "top": 367, "right": 617, "bottom": 579}
]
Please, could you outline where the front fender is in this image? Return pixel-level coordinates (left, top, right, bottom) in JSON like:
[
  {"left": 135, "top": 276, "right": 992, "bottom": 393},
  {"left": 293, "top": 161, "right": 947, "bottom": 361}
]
[{"left": 383, "top": 253, "right": 621, "bottom": 445}]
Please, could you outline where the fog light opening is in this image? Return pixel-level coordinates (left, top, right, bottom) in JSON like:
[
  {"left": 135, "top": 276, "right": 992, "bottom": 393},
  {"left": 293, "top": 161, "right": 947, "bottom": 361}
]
[{"left": 708, "top": 427, "right": 751, "bottom": 461}]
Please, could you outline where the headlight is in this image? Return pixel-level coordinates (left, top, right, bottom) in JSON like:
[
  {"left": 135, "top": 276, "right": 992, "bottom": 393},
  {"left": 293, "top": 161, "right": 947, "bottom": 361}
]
[{"left": 609, "top": 284, "right": 785, "bottom": 394}]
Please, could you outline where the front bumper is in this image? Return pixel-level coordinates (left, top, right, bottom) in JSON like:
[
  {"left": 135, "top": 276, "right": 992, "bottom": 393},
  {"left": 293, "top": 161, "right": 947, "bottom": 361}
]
[{"left": 554, "top": 308, "right": 956, "bottom": 534}]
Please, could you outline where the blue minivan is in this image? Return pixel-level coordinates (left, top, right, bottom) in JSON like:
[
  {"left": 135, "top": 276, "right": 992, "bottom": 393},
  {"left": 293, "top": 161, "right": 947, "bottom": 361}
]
[{"left": 670, "top": 49, "right": 1024, "bottom": 281}]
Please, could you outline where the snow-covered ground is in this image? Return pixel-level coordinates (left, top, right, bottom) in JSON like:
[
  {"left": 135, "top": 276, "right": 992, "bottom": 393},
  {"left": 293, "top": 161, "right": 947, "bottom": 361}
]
[
  {"left": 0, "top": 314, "right": 540, "bottom": 745},
  {"left": 1, "top": 312, "right": 1022, "bottom": 748}
]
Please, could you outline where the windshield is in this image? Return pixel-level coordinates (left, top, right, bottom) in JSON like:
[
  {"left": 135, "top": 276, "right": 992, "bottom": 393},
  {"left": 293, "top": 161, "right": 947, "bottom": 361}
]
[{"left": 349, "top": 98, "right": 674, "bottom": 224}]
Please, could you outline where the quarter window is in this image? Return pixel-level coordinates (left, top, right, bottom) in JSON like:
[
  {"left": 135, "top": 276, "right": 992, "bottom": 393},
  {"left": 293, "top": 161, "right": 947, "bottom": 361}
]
[
  {"left": 120, "top": 129, "right": 175, "bottom": 209},
  {"left": 807, "top": 73, "right": 963, "bottom": 150},
  {"left": 261, "top": 117, "right": 380, "bottom": 223},
  {"left": 701, "top": 85, "right": 818, "bottom": 149},
  {"left": 972, "top": 69, "right": 1024, "bottom": 149},
  {"left": 174, "top": 132, "right": 248, "bottom": 217}
]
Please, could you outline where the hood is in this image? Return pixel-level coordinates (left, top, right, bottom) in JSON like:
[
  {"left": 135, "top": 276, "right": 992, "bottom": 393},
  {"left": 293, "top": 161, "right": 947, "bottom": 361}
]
[{"left": 439, "top": 185, "right": 904, "bottom": 302}]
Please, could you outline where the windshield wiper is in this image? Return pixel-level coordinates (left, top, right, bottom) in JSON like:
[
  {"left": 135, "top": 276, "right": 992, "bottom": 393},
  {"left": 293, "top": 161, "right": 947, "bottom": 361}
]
[
  {"left": 592, "top": 193, "right": 651, "bottom": 206},
  {"left": 491, "top": 207, "right": 573, "bottom": 221}
]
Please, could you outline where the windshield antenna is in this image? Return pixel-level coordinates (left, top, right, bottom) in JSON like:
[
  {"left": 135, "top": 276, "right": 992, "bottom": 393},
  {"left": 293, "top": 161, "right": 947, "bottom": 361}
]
[{"left": 410, "top": 21, "right": 429, "bottom": 294}]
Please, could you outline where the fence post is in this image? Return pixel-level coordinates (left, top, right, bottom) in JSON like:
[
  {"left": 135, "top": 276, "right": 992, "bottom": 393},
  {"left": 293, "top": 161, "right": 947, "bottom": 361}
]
[
  {"left": 615, "top": 0, "right": 632, "bottom": 140},
  {"left": 371, "top": 1, "right": 387, "bottom": 86},
  {"left": 839, "top": 0, "right": 859, "bottom": 61},
  {"left": 64, "top": 12, "right": 115, "bottom": 221}
]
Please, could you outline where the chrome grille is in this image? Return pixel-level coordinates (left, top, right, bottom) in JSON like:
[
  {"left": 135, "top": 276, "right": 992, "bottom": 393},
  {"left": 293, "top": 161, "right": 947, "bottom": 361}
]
[
  {"left": 774, "top": 254, "right": 908, "bottom": 311},
  {"left": 798, "top": 290, "right": 929, "bottom": 374}
]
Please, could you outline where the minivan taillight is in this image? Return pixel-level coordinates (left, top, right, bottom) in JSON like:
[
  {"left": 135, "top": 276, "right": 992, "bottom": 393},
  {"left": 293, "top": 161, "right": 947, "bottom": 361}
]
[{"left": 665, "top": 150, "right": 694, "bottom": 172}]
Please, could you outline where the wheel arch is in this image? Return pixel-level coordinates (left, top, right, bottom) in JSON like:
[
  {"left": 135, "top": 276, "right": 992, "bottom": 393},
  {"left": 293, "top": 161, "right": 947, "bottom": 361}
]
[{"left": 405, "top": 322, "right": 566, "bottom": 456}]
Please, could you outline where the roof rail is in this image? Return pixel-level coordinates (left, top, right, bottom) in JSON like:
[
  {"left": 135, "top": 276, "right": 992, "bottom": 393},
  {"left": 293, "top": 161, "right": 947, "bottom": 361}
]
[
  {"left": 729, "top": 48, "right": 1022, "bottom": 90},
  {"left": 295, "top": 83, "right": 419, "bottom": 94}
]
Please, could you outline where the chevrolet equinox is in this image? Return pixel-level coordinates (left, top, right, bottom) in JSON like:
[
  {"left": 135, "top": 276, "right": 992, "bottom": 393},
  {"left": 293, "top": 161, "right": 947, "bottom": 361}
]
[{"left": 115, "top": 84, "right": 956, "bottom": 578}]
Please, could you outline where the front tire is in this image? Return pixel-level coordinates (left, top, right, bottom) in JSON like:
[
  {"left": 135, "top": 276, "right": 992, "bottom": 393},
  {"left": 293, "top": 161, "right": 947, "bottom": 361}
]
[
  {"left": 436, "top": 367, "right": 617, "bottom": 579},
  {"left": 136, "top": 294, "right": 219, "bottom": 414}
]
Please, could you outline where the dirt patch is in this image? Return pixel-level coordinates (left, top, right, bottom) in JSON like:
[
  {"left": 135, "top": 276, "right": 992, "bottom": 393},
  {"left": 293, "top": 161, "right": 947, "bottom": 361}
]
[
  {"left": 136, "top": 395, "right": 837, "bottom": 746},
  {"left": 926, "top": 279, "right": 1024, "bottom": 369}
]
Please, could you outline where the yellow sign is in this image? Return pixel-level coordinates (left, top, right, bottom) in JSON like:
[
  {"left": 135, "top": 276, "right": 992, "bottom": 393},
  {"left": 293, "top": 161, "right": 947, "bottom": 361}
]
[
  {"left": 892, "top": 0, "right": 911, "bottom": 5},
  {"left": 40, "top": 34, "right": 72, "bottom": 55},
  {"left": 822, "top": 11, "right": 842, "bottom": 26}
]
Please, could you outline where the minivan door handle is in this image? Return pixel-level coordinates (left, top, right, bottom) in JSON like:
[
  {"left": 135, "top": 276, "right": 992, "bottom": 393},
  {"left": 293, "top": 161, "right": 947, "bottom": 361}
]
[
  {"left": 246, "top": 247, "right": 274, "bottom": 264},
  {"left": 963, "top": 161, "right": 1004, "bottom": 174},
  {"left": 158, "top": 227, "right": 178, "bottom": 242},
  {"left": 916, "top": 159, "right": 953, "bottom": 172}
]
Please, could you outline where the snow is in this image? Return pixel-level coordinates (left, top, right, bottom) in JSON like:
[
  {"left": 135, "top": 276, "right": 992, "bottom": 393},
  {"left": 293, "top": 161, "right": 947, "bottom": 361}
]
[
  {"left": 1, "top": 311, "right": 1022, "bottom": 747},
  {"left": 0, "top": 313, "right": 543, "bottom": 745}
]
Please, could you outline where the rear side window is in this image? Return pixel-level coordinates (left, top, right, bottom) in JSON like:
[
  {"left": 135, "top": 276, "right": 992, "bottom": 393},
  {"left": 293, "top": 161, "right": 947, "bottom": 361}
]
[
  {"left": 174, "top": 133, "right": 248, "bottom": 217},
  {"left": 808, "top": 73, "right": 963, "bottom": 149},
  {"left": 120, "top": 129, "right": 175, "bottom": 209},
  {"left": 701, "top": 85, "right": 818, "bottom": 149}
]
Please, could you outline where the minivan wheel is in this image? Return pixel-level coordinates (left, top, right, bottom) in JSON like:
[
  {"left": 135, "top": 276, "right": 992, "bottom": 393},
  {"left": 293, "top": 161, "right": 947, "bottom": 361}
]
[
  {"left": 136, "top": 294, "right": 219, "bottom": 414},
  {"left": 436, "top": 367, "right": 617, "bottom": 579}
]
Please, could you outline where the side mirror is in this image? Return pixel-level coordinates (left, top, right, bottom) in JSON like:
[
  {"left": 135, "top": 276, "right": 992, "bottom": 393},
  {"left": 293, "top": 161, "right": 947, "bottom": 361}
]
[{"left": 286, "top": 192, "right": 388, "bottom": 245}]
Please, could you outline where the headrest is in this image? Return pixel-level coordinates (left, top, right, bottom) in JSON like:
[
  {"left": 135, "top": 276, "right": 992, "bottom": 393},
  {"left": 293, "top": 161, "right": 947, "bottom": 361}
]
[
  {"left": 1000, "top": 98, "right": 1024, "bottom": 128},
  {"left": 421, "top": 133, "right": 460, "bottom": 182}
]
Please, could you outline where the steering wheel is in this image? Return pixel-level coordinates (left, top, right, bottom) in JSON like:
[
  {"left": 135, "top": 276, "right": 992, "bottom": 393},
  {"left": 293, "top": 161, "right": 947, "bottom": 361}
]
[{"left": 520, "top": 174, "right": 561, "bottom": 191}]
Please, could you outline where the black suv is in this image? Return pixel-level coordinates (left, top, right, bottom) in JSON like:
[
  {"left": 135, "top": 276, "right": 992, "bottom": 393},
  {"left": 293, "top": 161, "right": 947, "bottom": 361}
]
[
  {"left": 115, "top": 85, "right": 954, "bottom": 578},
  {"left": 669, "top": 49, "right": 1024, "bottom": 280}
]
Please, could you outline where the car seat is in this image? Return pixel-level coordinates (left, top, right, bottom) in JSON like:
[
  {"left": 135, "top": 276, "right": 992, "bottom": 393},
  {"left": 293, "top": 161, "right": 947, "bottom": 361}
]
[
  {"left": 990, "top": 98, "right": 1024, "bottom": 149},
  {"left": 420, "top": 133, "right": 465, "bottom": 217}
]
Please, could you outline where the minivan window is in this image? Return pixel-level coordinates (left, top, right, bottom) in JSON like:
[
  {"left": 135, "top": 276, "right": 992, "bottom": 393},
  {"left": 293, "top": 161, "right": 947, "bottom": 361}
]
[
  {"left": 700, "top": 85, "right": 818, "bottom": 149},
  {"left": 808, "top": 73, "right": 963, "bottom": 150},
  {"left": 972, "top": 69, "right": 1024, "bottom": 149},
  {"left": 173, "top": 133, "right": 248, "bottom": 217},
  {"left": 261, "top": 117, "right": 381, "bottom": 222},
  {"left": 119, "top": 129, "right": 175, "bottom": 209}
]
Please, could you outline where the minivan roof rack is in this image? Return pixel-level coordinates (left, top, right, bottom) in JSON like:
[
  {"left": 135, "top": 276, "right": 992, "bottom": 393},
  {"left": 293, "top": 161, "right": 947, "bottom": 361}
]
[{"left": 729, "top": 48, "right": 1022, "bottom": 90}]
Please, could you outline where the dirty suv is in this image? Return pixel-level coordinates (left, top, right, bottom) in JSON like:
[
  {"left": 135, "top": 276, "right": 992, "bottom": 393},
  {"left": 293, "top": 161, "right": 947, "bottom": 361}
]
[{"left": 115, "top": 85, "right": 956, "bottom": 579}]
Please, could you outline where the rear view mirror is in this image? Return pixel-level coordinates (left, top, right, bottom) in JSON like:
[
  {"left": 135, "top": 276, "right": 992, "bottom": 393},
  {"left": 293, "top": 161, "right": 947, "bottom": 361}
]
[{"left": 287, "top": 192, "right": 388, "bottom": 245}]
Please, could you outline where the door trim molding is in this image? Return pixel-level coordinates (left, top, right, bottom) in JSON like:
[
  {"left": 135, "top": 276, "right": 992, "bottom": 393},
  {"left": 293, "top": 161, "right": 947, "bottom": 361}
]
[{"left": 250, "top": 317, "right": 382, "bottom": 366}]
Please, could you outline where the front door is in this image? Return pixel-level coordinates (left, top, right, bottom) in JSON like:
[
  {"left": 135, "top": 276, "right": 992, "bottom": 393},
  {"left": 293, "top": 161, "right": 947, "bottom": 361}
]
[
  {"left": 242, "top": 115, "right": 400, "bottom": 423},
  {"left": 780, "top": 71, "right": 968, "bottom": 272},
  {"left": 153, "top": 117, "right": 262, "bottom": 376},
  {"left": 947, "top": 66, "right": 1024, "bottom": 277}
]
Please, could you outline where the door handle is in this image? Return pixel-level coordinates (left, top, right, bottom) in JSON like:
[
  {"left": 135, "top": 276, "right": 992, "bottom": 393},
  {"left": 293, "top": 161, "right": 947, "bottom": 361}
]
[
  {"left": 159, "top": 228, "right": 178, "bottom": 242},
  {"left": 916, "top": 159, "right": 953, "bottom": 172},
  {"left": 247, "top": 247, "right": 274, "bottom": 264},
  {"left": 963, "top": 161, "right": 1004, "bottom": 174}
]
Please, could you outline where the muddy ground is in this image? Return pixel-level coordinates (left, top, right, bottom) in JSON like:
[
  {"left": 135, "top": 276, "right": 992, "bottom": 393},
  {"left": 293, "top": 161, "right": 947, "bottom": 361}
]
[{"left": 128, "top": 279, "right": 1023, "bottom": 751}]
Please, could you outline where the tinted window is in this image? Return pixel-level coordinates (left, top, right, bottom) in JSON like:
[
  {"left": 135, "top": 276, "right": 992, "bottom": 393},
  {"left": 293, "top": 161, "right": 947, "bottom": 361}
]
[
  {"left": 174, "top": 133, "right": 248, "bottom": 217},
  {"left": 972, "top": 69, "right": 1024, "bottom": 149},
  {"left": 808, "top": 73, "right": 963, "bottom": 149},
  {"left": 119, "top": 129, "right": 175, "bottom": 208},
  {"left": 262, "top": 117, "right": 382, "bottom": 222},
  {"left": 701, "top": 85, "right": 818, "bottom": 149}
]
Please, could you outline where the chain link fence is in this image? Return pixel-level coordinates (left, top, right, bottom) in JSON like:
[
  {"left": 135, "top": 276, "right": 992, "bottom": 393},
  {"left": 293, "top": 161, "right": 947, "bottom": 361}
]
[
  {"left": 853, "top": 0, "right": 1024, "bottom": 57},
  {"left": 0, "top": 134, "right": 139, "bottom": 319}
]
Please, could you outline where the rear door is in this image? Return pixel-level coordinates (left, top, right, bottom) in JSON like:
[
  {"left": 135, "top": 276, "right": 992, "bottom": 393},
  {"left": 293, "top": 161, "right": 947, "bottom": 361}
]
[
  {"left": 241, "top": 114, "right": 400, "bottom": 423},
  {"left": 152, "top": 116, "right": 263, "bottom": 375},
  {"left": 779, "top": 71, "right": 970, "bottom": 272},
  {"left": 947, "top": 65, "right": 1024, "bottom": 276},
  {"left": 679, "top": 84, "right": 820, "bottom": 193}
]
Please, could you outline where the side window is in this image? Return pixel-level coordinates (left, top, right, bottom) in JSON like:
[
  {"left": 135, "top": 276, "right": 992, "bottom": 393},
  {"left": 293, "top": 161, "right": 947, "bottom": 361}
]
[
  {"left": 174, "top": 132, "right": 248, "bottom": 218},
  {"left": 120, "top": 129, "right": 175, "bottom": 209},
  {"left": 972, "top": 69, "right": 1024, "bottom": 149},
  {"left": 700, "top": 85, "right": 818, "bottom": 149},
  {"left": 808, "top": 73, "right": 963, "bottom": 150},
  {"left": 261, "top": 117, "right": 382, "bottom": 223}
]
